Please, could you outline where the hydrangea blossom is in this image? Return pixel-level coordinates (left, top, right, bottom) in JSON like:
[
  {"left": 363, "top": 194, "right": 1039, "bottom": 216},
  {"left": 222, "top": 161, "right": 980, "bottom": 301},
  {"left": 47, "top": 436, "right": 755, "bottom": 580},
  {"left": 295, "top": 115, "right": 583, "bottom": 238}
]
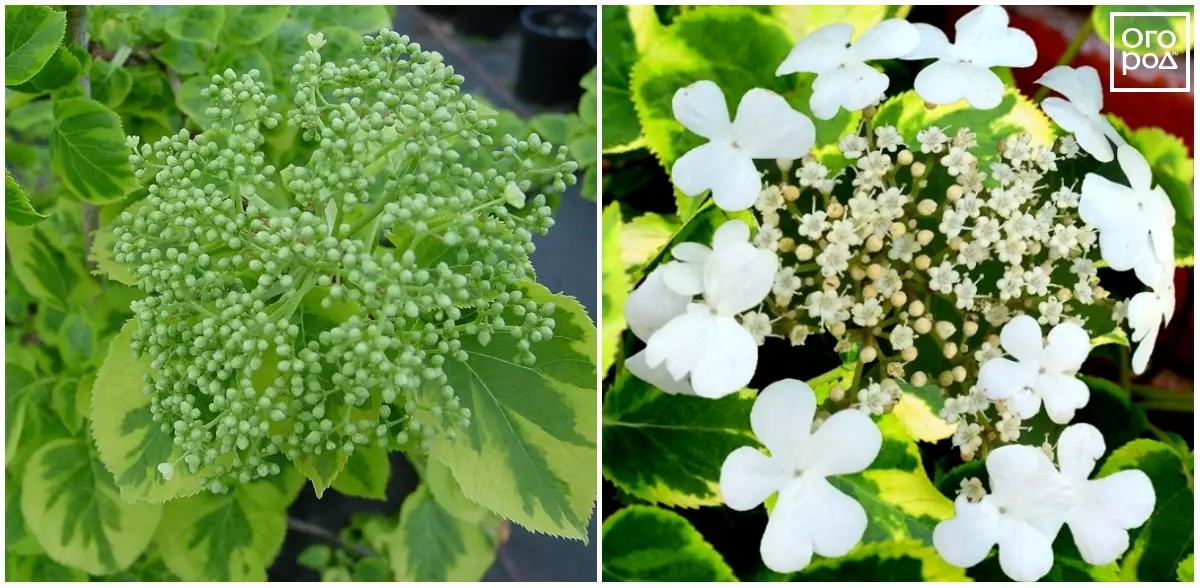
[
  {"left": 1036, "top": 66, "right": 1126, "bottom": 162},
  {"left": 671, "top": 81, "right": 815, "bottom": 211},
  {"left": 905, "top": 5, "right": 1037, "bottom": 109},
  {"left": 641, "top": 220, "right": 778, "bottom": 398},
  {"left": 775, "top": 19, "right": 920, "bottom": 119},
  {"left": 978, "top": 315, "right": 1090, "bottom": 424},
  {"left": 720, "top": 379, "right": 882, "bottom": 573}
]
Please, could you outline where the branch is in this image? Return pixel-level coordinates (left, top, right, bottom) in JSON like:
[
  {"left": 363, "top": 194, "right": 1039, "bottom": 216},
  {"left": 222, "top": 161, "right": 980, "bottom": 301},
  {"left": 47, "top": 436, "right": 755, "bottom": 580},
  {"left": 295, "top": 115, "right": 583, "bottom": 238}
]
[
  {"left": 67, "top": 6, "right": 102, "bottom": 280},
  {"left": 286, "top": 517, "right": 378, "bottom": 560}
]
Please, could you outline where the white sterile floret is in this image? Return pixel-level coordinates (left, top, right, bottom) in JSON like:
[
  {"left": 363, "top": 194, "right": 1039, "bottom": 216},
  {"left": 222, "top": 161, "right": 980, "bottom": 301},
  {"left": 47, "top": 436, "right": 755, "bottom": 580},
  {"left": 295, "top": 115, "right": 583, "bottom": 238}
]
[
  {"left": 904, "top": 5, "right": 1036, "bottom": 109},
  {"left": 1126, "top": 263, "right": 1175, "bottom": 374},
  {"left": 776, "top": 19, "right": 920, "bottom": 119},
  {"left": 978, "top": 315, "right": 1090, "bottom": 424},
  {"left": 671, "top": 81, "right": 816, "bottom": 211},
  {"left": 1079, "top": 144, "right": 1176, "bottom": 284},
  {"left": 1054, "top": 423, "right": 1156, "bottom": 566},
  {"left": 720, "top": 379, "right": 882, "bottom": 573},
  {"left": 623, "top": 266, "right": 695, "bottom": 395},
  {"left": 1036, "top": 66, "right": 1126, "bottom": 162},
  {"left": 642, "top": 220, "right": 778, "bottom": 398},
  {"left": 933, "top": 444, "right": 1072, "bottom": 582}
]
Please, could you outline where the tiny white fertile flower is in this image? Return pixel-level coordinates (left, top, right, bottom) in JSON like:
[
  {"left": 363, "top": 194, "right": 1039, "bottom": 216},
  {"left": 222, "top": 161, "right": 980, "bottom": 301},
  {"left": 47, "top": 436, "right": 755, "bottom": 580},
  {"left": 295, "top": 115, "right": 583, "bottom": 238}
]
[
  {"left": 797, "top": 210, "right": 830, "bottom": 241},
  {"left": 1038, "top": 297, "right": 1064, "bottom": 326},
  {"left": 972, "top": 217, "right": 1002, "bottom": 245},
  {"left": 773, "top": 266, "right": 803, "bottom": 298},
  {"left": 979, "top": 314, "right": 1091, "bottom": 423},
  {"left": 789, "top": 324, "right": 810, "bottom": 346},
  {"left": 1055, "top": 423, "right": 1155, "bottom": 566},
  {"left": 940, "top": 397, "right": 966, "bottom": 423},
  {"left": 953, "top": 279, "right": 978, "bottom": 311},
  {"left": 916, "top": 126, "right": 949, "bottom": 154},
  {"left": 1036, "top": 66, "right": 1126, "bottom": 162},
  {"left": 952, "top": 422, "right": 983, "bottom": 457},
  {"left": 996, "top": 411, "right": 1023, "bottom": 441},
  {"left": 857, "top": 381, "right": 894, "bottom": 415},
  {"left": 874, "top": 125, "right": 904, "bottom": 152},
  {"left": 995, "top": 236, "right": 1026, "bottom": 265},
  {"left": 1023, "top": 266, "right": 1051, "bottom": 296},
  {"left": 974, "top": 340, "right": 1004, "bottom": 364},
  {"left": 996, "top": 268, "right": 1024, "bottom": 300},
  {"left": 838, "top": 134, "right": 868, "bottom": 159},
  {"left": 952, "top": 127, "right": 978, "bottom": 149},
  {"left": 741, "top": 311, "right": 773, "bottom": 345},
  {"left": 642, "top": 220, "right": 778, "bottom": 398},
  {"left": 851, "top": 298, "right": 885, "bottom": 327},
  {"left": 874, "top": 267, "right": 902, "bottom": 298},
  {"left": 1033, "top": 146, "right": 1058, "bottom": 172},
  {"left": 888, "top": 233, "right": 920, "bottom": 262},
  {"left": 939, "top": 208, "right": 968, "bottom": 238},
  {"left": 806, "top": 289, "right": 852, "bottom": 325},
  {"left": 755, "top": 225, "right": 784, "bottom": 251},
  {"left": 856, "top": 151, "right": 892, "bottom": 184},
  {"left": 876, "top": 187, "right": 908, "bottom": 218},
  {"left": 959, "top": 477, "right": 987, "bottom": 502},
  {"left": 672, "top": 81, "right": 816, "bottom": 211},
  {"left": 957, "top": 166, "right": 986, "bottom": 195},
  {"left": 965, "top": 385, "right": 991, "bottom": 413},
  {"left": 624, "top": 266, "right": 697, "bottom": 395},
  {"left": 1070, "top": 258, "right": 1097, "bottom": 277},
  {"left": 933, "top": 445, "right": 1073, "bottom": 582},
  {"left": 941, "top": 146, "right": 976, "bottom": 176},
  {"left": 1127, "top": 266, "right": 1175, "bottom": 374},
  {"left": 776, "top": 19, "right": 920, "bottom": 119},
  {"left": 958, "top": 239, "right": 989, "bottom": 269},
  {"left": 889, "top": 324, "right": 915, "bottom": 350},
  {"left": 983, "top": 302, "right": 1012, "bottom": 326},
  {"left": 1058, "top": 135, "right": 1081, "bottom": 158},
  {"left": 796, "top": 160, "right": 829, "bottom": 187},
  {"left": 721, "top": 379, "right": 882, "bottom": 573},
  {"left": 1073, "top": 279, "right": 1096, "bottom": 304},
  {"left": 756, "top": 185, "right": 786, "bottom": 212},
  {"left": 816, "top": 243, "right": 852, "bottom": 277},
  {"left": 928, "top": 261, "right": 960, "bottom": 294},
  {"left": 1079, "top": 144, "right": 1176, "bottom": 284},
  {"left": 990, "top": 162, "right": 1017, "bottom": 185},
  {"left": 1051, "top": 183, "right": 1081, "bottom": 208},
  {"left": 1111, "top": 299, "right": 1129, "bottom": 324},
  {"left": 827, "top": 219, "right": 862, "bottom": 246},
  {"left": 905, "top": 5, "right": 1036, "bottom": 109},
  {"left": 1003, "top": 132, "right": 1035, "bottom": 165}
]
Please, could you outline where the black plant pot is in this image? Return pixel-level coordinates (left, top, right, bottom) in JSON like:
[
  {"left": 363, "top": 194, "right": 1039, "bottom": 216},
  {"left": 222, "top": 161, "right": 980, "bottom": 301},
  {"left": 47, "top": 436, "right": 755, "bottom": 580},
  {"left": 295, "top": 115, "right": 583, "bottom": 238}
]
[
  {"left": 454, "top": 6, "right": 520, "bottom": 39},
  {"left": 515, "top": 6, "right": 595, "bottom": 106}
]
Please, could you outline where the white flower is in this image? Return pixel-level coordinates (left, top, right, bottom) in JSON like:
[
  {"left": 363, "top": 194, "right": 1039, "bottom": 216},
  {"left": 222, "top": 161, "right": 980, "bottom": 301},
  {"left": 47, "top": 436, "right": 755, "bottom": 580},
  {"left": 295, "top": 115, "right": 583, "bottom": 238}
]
[
  {"left": 905, "top": 5, "right": 1036, "bottom": 109},
  {"left": 756, "top": 185, "right": 786, "bottom": 212},
  {"left": 874, "top": 125, "right": 904, "bottom": 152},
  {"left": 1038, "top": 297, "right": 1064, "bottom": 326},
  {"left": 952, "top": 127, "right": 978, "bottom": 149},
  {"left": 741, "top": 311, "right": 773, "bottom": 345},
  {"left": 990, "top": 162, "right": 1016, "bottom": 185},
  {"left": 624, "top": 266, "right": 696, "bottom": 395},
  {"left": 643, "top": 221, "right": 778, "bottom": 398},
  {"left": 951, "top": 422, "right": 983, "bottom": 457},
  {"left": 888, "top": 233, "right": 920, "bottom": 262},
  {"left": 1055, "top": 423, "right": 1155, "bottom": 565},
  {"left": 816, "top": 243, "right": 852, "bottom": 277},
  {"left": 1058, "top": 135, "right": 1081, "bottom": 158},
  {"left": 978, "top": 315, "right": 1090, "bottom": 424},
  {"left": 851, "top": 298, "right": 885, "bottom": 327},
  {"left": 1127, "top": 266, "right": 1175, "bottom": 374},
  {"left": 796, "top": 160, "right": 829, "bottom": 187},
  {"left": 776, "top": 20, "right": 919, "bottom": 120},
  {"left": 1023, "top": 266, "right": 1051, "bottom": 296},
  {"left": 940, "top": 146, "right": 976, "bottom": 176},
  {"left": 772, "top": 266, "right": 803, "bottom": 299},
  {"left": 916, "top": 126, "right": 949, "bottom": 154},
  {"left": 996, "top": 411, "right": 1023, "bottom": 441},
  {"left": 789, "top": 325, "right": 810, "bottom": 346},
  {"left": 672, "top": 81, "right": 816, "bottom": 211},
  {"left": 933, "top": 444, "right": 1072, "bottom": 582},
  {"left": 874, "top": 267, "right": 902, "bottom": 298},
  {"left": 889, "top": 324, "right": 915, "bottom": 350},
  {"left": 938, "top": 208, "right": 968, "bottom": 238},
  {"left": 755, "top": 225, "right": 784, "bottom": 251},
  {"left": 1036, "top": 66, "right": 1126, "bottom": 162},
  {"left": 720, "top": 379, "right": 882, "bottom": 573},
  {"left": 857, "top": 381, "right": 895, "bottom": 415},
  {"left": 1079, "top": 144, "right": 1176, "bottom": 284},
  {"left": 806, "top": 288, "right": 852, "bottom": 325},
  {"left": 957, "top": 239, "right": 989, "bottom": 269},
  {"left": 953, "top": 279, "right": 978, "bottom": 311},
  {"left": 928, "top": 261, "right": 960, "bottom": 294},
  {"left": 838, "top": 134, "right": 868, "bottom": 159},
  {"left": 797, "top": 210, "right": 830, "bottom": 240},
  {"left": 1051, "top": 183, "right": 1080, "bottom": 208}
]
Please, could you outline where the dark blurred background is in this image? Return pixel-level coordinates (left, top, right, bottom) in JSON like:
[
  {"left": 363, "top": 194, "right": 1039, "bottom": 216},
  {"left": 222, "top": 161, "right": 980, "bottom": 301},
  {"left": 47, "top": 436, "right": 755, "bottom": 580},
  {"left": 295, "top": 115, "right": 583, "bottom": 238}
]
[{"left": 269, "top": 5, "right": 598, "bottom": 582}]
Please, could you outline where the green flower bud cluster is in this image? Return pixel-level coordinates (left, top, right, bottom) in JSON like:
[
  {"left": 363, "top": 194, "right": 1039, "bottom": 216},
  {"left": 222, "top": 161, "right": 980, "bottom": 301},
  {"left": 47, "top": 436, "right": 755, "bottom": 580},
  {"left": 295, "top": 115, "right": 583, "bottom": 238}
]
[{"left": 112, "top": 29, "right": 579, "bottom": 493}]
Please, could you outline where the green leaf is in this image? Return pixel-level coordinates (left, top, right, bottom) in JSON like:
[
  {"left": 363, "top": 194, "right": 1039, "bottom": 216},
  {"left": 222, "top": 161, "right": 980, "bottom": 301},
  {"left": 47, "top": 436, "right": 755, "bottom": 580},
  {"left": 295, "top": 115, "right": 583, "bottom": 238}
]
[
  {"left": 5, "top": 5, "right": 67, "bottom": 86},
  {"left": 155, "top": 480, "right": 290, "bottom": 581},
  {"left": 292, "top": 450, "right": 349, "bottom": 499},
  {"left": 6, "top": 471, "right": 41, "bottom": 555},
  {"left": 57, "top": 313, "right": 95, "bottom": 367},
  {"left": 21, "top": 437, "right": 164, "bottom": 575},
  {"left": 175, "top": 75, "right": 220, "bottom": 130},
  {"left": 806, "top": 363, "right": 855, "bottom": 403},
  {"left": 89, "top": 226, "right": 139, "bottom": 285},
  {"left": 50, "top": 375, "right": 83, "bottom": 434},
  {"left": 330, "top": 445, "right": 391, "bottom": 501},
  {"left": 293, "top": 6, "right": 393, "bottom": 34},
  {"left": 10, "top": 43, "right": 82, "bottom": 93},
  {"left": 1098, "top": 439, "right": 1193, "bottom": 581},
  {"left": 873, "top": 89, "right": 1055, "bottom": 169},
  {"left": 430, "top": 282, "right": 597, "bottom": 540},
  {"left": 630, "top": 7, "right": 859, "bottom": 183},
  {"left": 51, "top": 97, "right": 137, "bottom": 203},
  {"left": 91, "top": 319, "right": 205, "bottom": 502},
  {"left": 600, "top": 6, "right": 643, "bottom": 152},
  {"left": 90, "top": 59, "right": 133, "bottom": 108},
  {"left": 426, "top": 458, "right": 487, "bottom": 524},
  {"left": 1179, "top": 553, "right": 1194, "bottom": 582},
  {"left": 5, "top": 552, "right": 90, "bottom": 582},
  {"left": 790, "top": 539, "right": 969, "bottom": 581},
  {"left": 296, "top": 544, "right": 332, "bottom": 570},
  {"left": 619, "top": 212, "right": 677, "bottom": 273},
  {"left": 892, "top": 380, "right": 955, "bottom": 443},
  {"left": 388, "top": 485, "right": 499, "bottom": 582},
  {"left": 164, "top": 6, "right": 226, "bottom": 46},
  {"left": 5, "top": 169, "right": 46, "bottom": 226},
  {"left": 829, "top": 414, "right": 954, "bottom": 546},
  {"left": 1092, "top": 6, "right": 1193, "bottom": 54},
  {"left": 209, "top": 47, "right": 273, "bottom": 87},
  {"left": 151, "top": 39, "right": 205, "bottom": 75},
  {"left": 601, "top": 505, "right": 736, "bottom": 581},
  {"left": 601, "top": 203, "right": 628, "bottom": 373},
  {"left": 6, "top": 226, "right": 76, "bottom": 310},
  {"left": 222, "top": 6, "right": 289, "bottom": 45},
  {"left": 770, "top": 5, "right": 897, "bottom": 40},
  {"left": 5, "top": 361, "right": 49, "bottom": 465},
  {"left": 603, "top": 370, "right": 756, "bottom": 507}
]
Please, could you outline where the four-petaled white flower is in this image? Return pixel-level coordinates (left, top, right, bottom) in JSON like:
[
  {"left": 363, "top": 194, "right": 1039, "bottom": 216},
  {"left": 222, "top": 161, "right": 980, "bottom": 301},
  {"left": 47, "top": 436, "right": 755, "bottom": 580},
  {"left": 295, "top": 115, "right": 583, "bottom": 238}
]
[
  {"left": 1036, "top": 66, "right": 1126, "bottom": 162},
  {"left": 905, "top": 5, "right": 1036, "bottom": 109},
  {"left": 671, "top": 81, "right": 816, "bottom": 211},
  {"left": 721, "top": 379, "right": 882, "bottom": 573},
  {"left": 1079, "top": 144, "right": 1176, "bottom": 285},
  {"left": 623, "top": 266, "right": 695, "bottom": 395},
  {"left": 776, "top": 19, "right": 920, "bottom": 119},
  {"left": 979, "top": 315, "right": 1090, "bottom": 424},
  {"left": 933, "top": 444, "right": 1073, "bottom": 582},
  {"left": 1055, "top": 423, "right": 1155, "bottom": 566},
  {"left": 1126, "top": 262, "right": 1176, "bottom": 374},
  {"left": 642, "top": 220, "right": 778, "bottom": 398}
]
